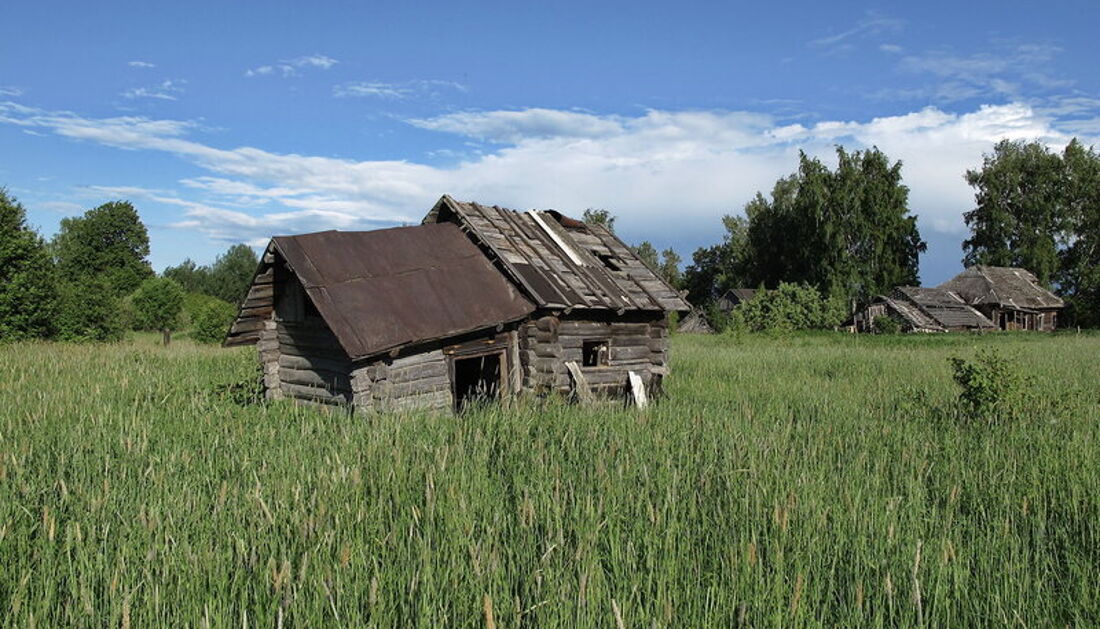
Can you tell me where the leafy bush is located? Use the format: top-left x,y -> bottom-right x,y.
873,315 -> 901,334
191,299 -> 237,344
55,279 -> 126,342
733,283 -> 846,333
950,349 -> 1033,422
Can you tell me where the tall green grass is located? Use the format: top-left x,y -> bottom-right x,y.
1,332 -> 1098,626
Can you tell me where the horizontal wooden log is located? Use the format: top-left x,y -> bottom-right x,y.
389,361 -> 448,384
610,346 -> 652,362
390,376 -> 450,399
557,321 -> 612,336
279,367 -> 351,392
231,320 -> 266,334
279,353 -> 350,374
533,343 -> 562,359
391,350 -> 446,369
280,382 -> 350,405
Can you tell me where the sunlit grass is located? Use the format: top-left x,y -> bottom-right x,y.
1,331 -> 1098,626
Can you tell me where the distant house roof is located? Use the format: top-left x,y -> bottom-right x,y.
939,266 -> 1064,311
894,286 -> 996,330
423,196 -> 689,313
226,223 -> 535,359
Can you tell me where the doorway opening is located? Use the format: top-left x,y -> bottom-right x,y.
452,352 -> 503,411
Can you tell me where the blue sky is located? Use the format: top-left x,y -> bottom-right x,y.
2,0 -> 1098,284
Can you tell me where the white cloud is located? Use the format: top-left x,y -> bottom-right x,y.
246,54 -> 338,78
334,79 -> 466,100
809,12 -> 904,52
2,101 -> 1095,252
121,79 -> 185,101
0,86 -> 24,97
128,60 -> 156,68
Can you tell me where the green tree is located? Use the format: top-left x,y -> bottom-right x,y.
0,189 -> 59,339
164,258 -> 212,294
190,298 -> 237,344
52,201 -> 153,295
55,278 -> 126,342
733,282 -> 846,333
963,140 -> 1068,285
630,241 -> 659,270
1055,140 -> 1100,327
658,248 -> 682,289
743,148 -> 924,302
582,208 -> 616,233
132,277 -> 185,345
206,244 -> 259,305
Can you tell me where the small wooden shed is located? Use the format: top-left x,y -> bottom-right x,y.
225,195 -> 689,412
939,266 -> 1064,331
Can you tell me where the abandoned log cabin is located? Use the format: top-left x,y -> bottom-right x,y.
224,195 -> 690,412
853,286 -> 996,333
939,266 -> 1064,331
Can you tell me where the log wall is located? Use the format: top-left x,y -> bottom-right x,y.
351,349 -> 453,413
275,315 -> 352,406
519,312 -> 669,395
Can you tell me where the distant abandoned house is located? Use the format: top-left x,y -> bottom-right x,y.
676,310 -> 714,334
939,266 -> 1063,331
853,286 -> 996,333
225,195 -> 689,412
716,288 -> 758,313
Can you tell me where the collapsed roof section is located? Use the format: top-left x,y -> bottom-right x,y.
423,195 -> 690,313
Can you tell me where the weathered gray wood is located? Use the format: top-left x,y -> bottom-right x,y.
628,371 -> 648,409
280,382 -> 350,404
565,361 -> 594,405
390,349 -> 445,369
279,353 -> 350,373
610,346 -> 652,362
280,367 -> 351,392
390,376 -> 450,399
389,361 -> 448,384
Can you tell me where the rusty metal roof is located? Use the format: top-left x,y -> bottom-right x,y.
226,222 -> 535,360
423,195 -> 690,313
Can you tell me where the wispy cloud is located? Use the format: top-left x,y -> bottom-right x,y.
809,12 -> 904,53
121,79 -> 186,101
245,54 -> 338,78
0,86 -> 24,97
128,60 -> 156,68
333,79 -> 467,100
881,41 -> 1071,104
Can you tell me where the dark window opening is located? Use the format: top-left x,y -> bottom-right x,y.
582,340 -> 609,367
593,251 -> 622,271
453,352 -> 502,411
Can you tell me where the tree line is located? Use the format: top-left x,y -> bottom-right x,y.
0,192 -> 256,344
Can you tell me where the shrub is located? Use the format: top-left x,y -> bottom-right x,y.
55,279 -> 126,342
0,189 -> 59,340
735,283 -> 846,333
191,299 -> 237,344
950,349 -> 1032,422
873,315 -> 901,334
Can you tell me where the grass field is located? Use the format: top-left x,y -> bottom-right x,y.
1,331 -> 1098,627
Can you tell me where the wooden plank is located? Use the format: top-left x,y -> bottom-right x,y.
565,361 -> 594,405
628,371 -> 648,409
610,346 -> 652,362
280,382 -> 350,404
280,367 -> 351,392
